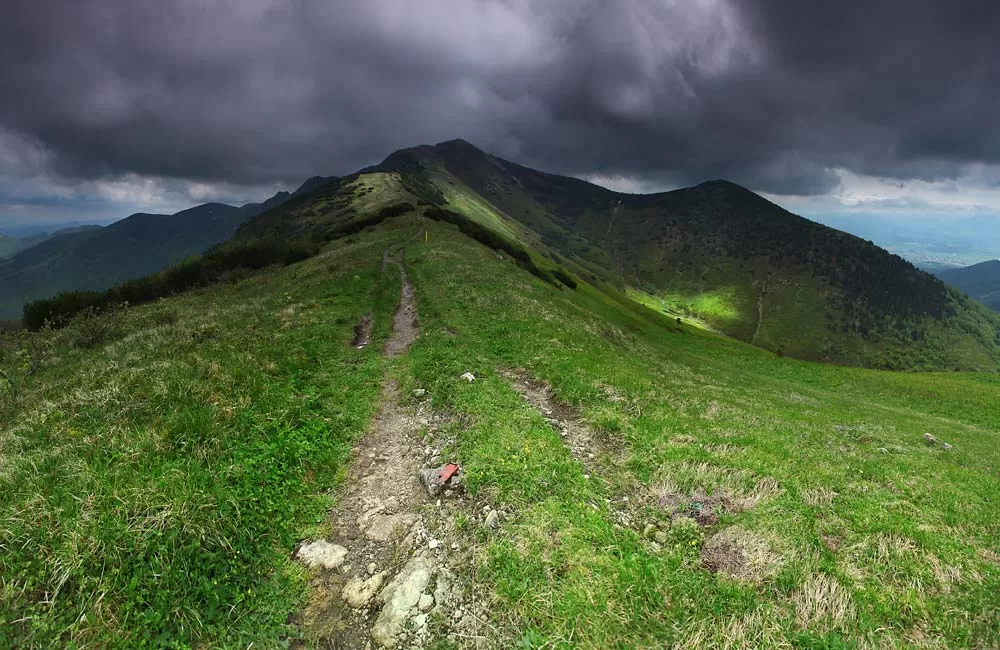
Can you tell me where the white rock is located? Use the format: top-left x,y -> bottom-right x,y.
367,562 -> 377,575
413,388 -> 427,397
428,539 -> 442,550
296,541 -> 348,570
366,513 -> 418,541
342,572 -> 386,608
433,572 -> 452,607
418,593 -> 434,611
413,613 -> 428,629
460,372 -> 476,383
371,554 -> 435,647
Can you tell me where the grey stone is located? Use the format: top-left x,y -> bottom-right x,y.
296,541 -> 348,570
420,468 -> 446,497
418,593 -> 434,611
372,554 -> 434,647
485,510 -> 500,530
366,514 -> 417,541
342,572 -> 386,608
924,433 -> 938,445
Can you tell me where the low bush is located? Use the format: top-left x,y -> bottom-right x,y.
23,238 -> 320,331
65,305 -> 128,349
552,267 -> 578,289
324,202 -> 415,241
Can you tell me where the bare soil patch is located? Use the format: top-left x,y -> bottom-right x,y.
700,526 -> 781,584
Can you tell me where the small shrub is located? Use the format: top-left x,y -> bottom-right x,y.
552,267 -> 578,289
190,322 -> 220,344
324,202 -> 414,241
66,305 -> 128,349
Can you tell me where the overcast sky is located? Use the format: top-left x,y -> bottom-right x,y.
1,0 -> 999,230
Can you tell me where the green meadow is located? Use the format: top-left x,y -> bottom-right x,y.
1,213 -> 997,648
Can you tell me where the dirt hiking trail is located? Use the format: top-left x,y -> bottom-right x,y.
295,252 -> 492,649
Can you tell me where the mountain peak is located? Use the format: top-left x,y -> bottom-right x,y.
432,138 -> 484,154
693,178 -> 753,193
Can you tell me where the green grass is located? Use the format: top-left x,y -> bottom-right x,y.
1,213 -> 998,647
0,226 -> 405,647
398,217 -> 1000,648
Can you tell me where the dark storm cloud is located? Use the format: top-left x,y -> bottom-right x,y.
1,0 -> 998,199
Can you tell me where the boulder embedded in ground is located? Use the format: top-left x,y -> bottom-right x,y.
485,510 -> 500,530
296,540 -> 348,570
460,372 -> 476,382
371,553 -> 434,647
923,433 -> 938,445
365,513 -> 418,541
342,572 -> 386,608
419,463 -> 463,496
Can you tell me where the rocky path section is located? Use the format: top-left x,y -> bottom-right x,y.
296,253 -> 490,649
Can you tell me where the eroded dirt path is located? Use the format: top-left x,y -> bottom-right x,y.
502,369 -> 605,481
502,369 -> 782,580
751,278 -> 768,346
383,253 -> 419,357
297,253 -> 490,649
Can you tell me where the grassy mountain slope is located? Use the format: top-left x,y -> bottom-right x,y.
379,140 -> 1000,370
0,194 -> 297,320
1,206 -> 997,647
939,260 -> 1000,311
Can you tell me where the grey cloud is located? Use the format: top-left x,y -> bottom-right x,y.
1,0 -> 999,205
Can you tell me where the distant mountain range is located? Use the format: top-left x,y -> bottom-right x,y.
0,225 -> 105,261
938,260 -> 1000,311
0,178 -> 334,320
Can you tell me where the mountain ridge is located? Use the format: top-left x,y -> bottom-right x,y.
11,138 -> 1000,370
364,139 -> 997,369
939,259 -> 1000,311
